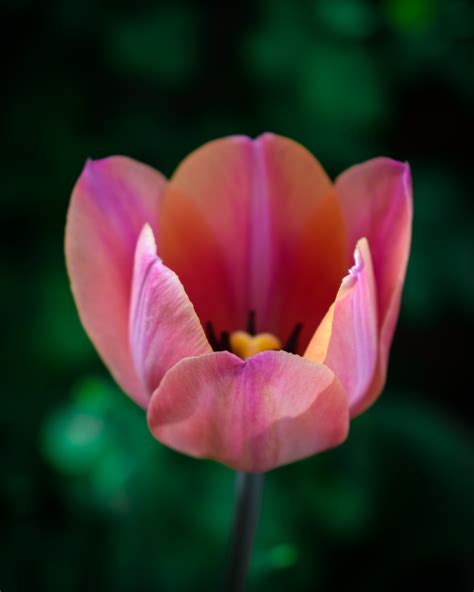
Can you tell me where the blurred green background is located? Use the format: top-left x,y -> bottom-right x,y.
2,0 -> 474,590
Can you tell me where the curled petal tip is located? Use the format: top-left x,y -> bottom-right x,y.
305,238 -> 378,413
349,245 -> 365,274
137,223 -> 157,252
340,238 -> 369,292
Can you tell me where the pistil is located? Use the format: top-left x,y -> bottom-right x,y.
229,330 -> 282,360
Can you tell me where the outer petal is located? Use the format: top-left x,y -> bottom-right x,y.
335,159 -> 412,414
147,350 -> 349,472
65,156 -> 166,407
130,225 -> 212,398
158,133 -> 347,351
304,239 -> 378,417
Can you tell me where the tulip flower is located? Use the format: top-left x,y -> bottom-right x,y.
66,133 -> 412,474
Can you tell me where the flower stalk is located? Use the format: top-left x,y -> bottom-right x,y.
227,471 -> 265,592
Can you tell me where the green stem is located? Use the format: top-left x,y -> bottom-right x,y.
227,471 -> 265,592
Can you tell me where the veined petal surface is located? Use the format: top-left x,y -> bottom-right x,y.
147,350 -> 349,472
130,225 -> 211,398
335,158 -> 412,414
305,239 -> 378,416
66,156 -> 166,407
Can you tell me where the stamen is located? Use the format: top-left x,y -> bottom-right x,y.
207,315 -> 303,357
246,310 -> 256,335
284,323 -> 303,354
206,321 -> 219,350
220,330 -> 231,352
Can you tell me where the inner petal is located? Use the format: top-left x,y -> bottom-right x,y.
158,133 -> 347,353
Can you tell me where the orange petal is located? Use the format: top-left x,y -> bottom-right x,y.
158,133 -> 347,350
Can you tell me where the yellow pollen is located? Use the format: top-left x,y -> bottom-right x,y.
229,330 -> 282,360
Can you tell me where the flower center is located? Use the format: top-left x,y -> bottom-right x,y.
229,331 -> 282,360
205,311 -> 304,357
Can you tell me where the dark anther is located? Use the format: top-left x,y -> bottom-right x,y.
284,323 -> 303,354
206,323 -> 233,351
220,330 -> 231,352
247,310 -> 256,335
206,321 -> 219,350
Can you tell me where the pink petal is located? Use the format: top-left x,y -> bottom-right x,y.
305,239 -> 378,416
158,133 -> 347,350
147,350 -> 349,472
130,225 -> 211,398
65,157 -> 166,408
335,158 -> 412,414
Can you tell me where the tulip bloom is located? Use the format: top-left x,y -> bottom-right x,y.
66,133 -> 412,472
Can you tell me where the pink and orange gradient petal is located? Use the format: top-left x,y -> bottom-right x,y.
158,133 -> 347,349
305,239 -> 378,416
158,136 -> 249,336
335,158 -> 412,415
65,156 -> 166,408
255,134 -> 348,350
147,350 -> 349,473
130,225 -> 211,399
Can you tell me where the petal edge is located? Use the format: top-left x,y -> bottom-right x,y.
65,156 -> 166,407
130,225 -> 212,399
147,350 -> 349,472
305,239 -> 378,415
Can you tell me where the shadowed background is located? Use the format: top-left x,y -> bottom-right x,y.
2,0 -> 473,590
